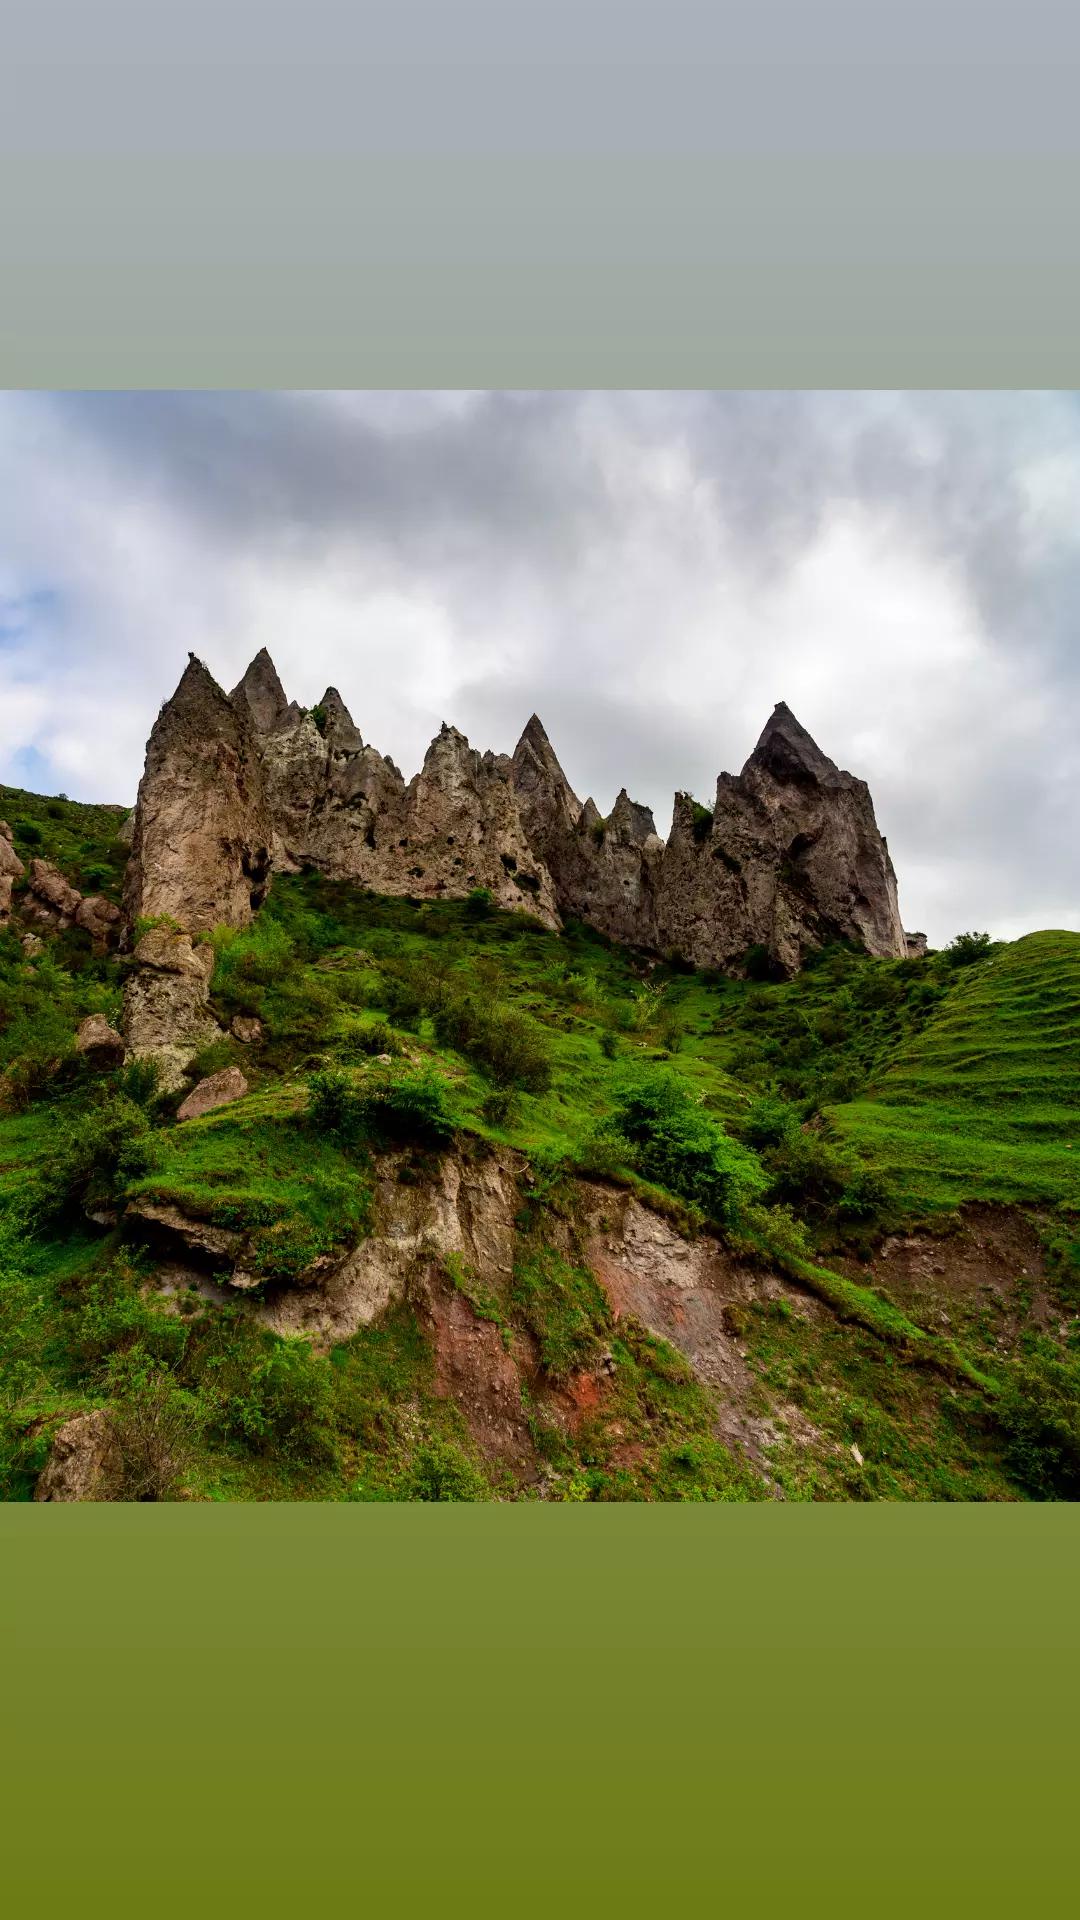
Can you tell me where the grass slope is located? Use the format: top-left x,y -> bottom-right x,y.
832,932 -> 1080,1218
2,799 -> 1079,1503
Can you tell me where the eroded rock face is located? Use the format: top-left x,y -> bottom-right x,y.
510,700 -> 905,970
75,894 -> 123,948
124,653 -> 273,934
259,1143 -> 522,1342
122,926 -> 220,1092
251,691 -> 560,923
34,1409 -> 121,1503
176,1065 -> 249,1122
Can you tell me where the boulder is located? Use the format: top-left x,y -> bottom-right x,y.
176,1065 -> 249,1122
19,856 -> 82,929
34,1409 -> 120,1502
74,1012 -> 126,1069
230,1014 -> 263,1044
75,894 -> 123,949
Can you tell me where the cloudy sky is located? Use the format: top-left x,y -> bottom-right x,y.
1,389 -> 1077,947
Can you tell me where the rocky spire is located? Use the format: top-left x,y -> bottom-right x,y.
318,687 -> 364,752
124,653 -> 273,933
744,701 -> 837,786
608,788 -> 658,846
652,701 -> 907,972
511,713 -> 583,845
230,647 -> 290,734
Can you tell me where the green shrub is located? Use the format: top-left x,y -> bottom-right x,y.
740,1093 -> 802,1149
14,820 -> 43,847
215,1334 -> 338,1465
210,919 -> 297,1004
481,1086 -> 517,1128
404,1437 -> 490,1501
760,1123 -> 851,1213
337,1015 -> 398,1060
465,887 -> 494,917
607,1069 -> 767,1228
994,1344 -> 1080,1497
689,801 -> 713,845
307,1062 -> 457,1149
431,993 -> 552,1093
34,1094 -> 157,1221
600,1028 -> 619,1060
944,931 -> 997,969
103,1365 -> 204,1500
113,1056 -> 162,1109
307,1067 -> 360,1140
67,1256 -> 189,1383
366,1063 -> 457,1146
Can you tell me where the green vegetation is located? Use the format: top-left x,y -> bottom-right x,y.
1,781 -> 129,899
831,932 -> 1080,1219
3,789 -> 1080,1501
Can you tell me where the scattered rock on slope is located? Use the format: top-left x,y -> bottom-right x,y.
176,1065 -> 249,1122
34,1410 -> 121,1503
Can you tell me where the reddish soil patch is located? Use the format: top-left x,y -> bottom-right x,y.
423,1282 -> 538,1480
580,1183 -> 824,1470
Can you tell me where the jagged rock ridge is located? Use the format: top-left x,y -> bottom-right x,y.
121,654 -> 908,1078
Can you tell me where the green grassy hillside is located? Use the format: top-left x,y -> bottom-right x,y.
2,794 -> 1079,1503
832,932 -> 1080,1217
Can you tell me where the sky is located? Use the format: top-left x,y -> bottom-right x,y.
1,388 -> 1077,949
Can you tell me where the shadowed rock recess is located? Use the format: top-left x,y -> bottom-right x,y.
119,651 -> 908,1070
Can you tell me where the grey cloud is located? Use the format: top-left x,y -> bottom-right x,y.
1,388 -> 1077,949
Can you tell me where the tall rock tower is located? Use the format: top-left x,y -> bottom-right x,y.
124,654 -> 273,934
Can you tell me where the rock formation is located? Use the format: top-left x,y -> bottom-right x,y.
121,652 -> 908,994
652,703 -> 907,972
124,653 -> 273,934
510,699 -> 905,970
